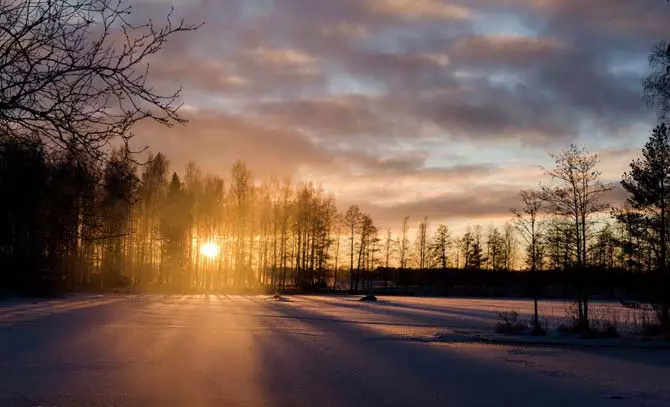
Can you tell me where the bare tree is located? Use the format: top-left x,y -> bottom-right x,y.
513,190 -> 544,274
413,217 -> 429,269
355,214 -> 375,291
398,216 -> 410,269
502,223 -> 516,271
512,189 -> 545,332
0,0 -> 200,159
540,145 -> 613,330
383,228 -> 393,268
344,205 -> 361,291
331,212 -> 343,290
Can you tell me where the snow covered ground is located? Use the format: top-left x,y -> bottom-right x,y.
1,295 -> 668,406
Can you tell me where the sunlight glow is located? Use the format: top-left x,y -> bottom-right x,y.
200,242 -> 220,259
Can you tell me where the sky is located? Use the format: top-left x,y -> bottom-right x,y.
131,0 -> 670,233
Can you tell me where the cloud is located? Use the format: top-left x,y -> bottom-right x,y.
131,109 -> 333,178
248,96 -> 388,138
150,57 -> 250,93
320,22 -> 371,38
354,186 -> 522,226
451,34 -> 566,69
366,0 -> 473,21
245,47 -> 318,68
125,0 -> 668,229
131,108 -> 424,179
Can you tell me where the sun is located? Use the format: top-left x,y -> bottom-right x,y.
200,242 -> 220,259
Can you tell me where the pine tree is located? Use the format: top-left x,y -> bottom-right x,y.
430,224 -> 451,270
622,123 -> 670,335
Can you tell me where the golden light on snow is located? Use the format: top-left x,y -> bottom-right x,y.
200,242 -> 220,259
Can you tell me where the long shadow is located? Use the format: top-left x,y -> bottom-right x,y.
277,297 -> 670,366
298,296 -> 495,330
376,298 -> 515,319
300,297 -> 670,370
251,299 -> 632,407
373,298 -> 536,318
300,297 -> 629,335
0,296 -> 133,329
247,297 -> 449,328
0,296 -> 157,405
372,297 -> 574,323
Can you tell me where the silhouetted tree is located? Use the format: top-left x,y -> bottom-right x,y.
101,149 -> 137,287
463,226 -> 485,270
502,223 -> 516,271
137,153 -> 169,286
0,0 -> 199,160
344,205 -> 361,291
645,41 -> 670,121
0,139 -> 49,293
486,227 -> 506,271
541,145 -> 613,331
613,206 -> 649,272
430,224 -> 451,270
622,123 -> 670,334
513,190 -> 544,272
413,217 -> 429,269
356,214 -> 376,291
398,216 -> 410,269
331,212 -> 343,290
513,189 -> 544,330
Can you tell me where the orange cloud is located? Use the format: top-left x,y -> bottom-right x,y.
367,0 -> 473,21
150,58 -> 250,92
320,22 -> 370,38
452,34 -> 566,68
246,47 -> 318,68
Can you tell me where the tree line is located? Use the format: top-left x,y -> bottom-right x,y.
0,133 -> 666,292
0,143 -> 513,294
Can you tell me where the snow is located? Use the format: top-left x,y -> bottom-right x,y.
1,295 -> 668,406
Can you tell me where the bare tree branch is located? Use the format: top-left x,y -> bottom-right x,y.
0,0 -> 201,161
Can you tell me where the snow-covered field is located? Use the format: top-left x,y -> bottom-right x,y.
1,295 -> 668,406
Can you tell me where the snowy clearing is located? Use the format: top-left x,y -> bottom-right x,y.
1,295 -> 668,406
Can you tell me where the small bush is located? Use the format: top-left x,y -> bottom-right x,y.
640,322 -> 664,337
557,304 -> 595,334
495,311 -> 528,334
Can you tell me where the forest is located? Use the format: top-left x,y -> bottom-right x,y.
0,130 -> 669,299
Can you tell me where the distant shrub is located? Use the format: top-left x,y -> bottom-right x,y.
495,311 -> 527,334
557,304 -> 593,334
639,322 -> 664,337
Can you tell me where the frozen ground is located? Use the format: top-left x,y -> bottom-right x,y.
1,295 -> 668,406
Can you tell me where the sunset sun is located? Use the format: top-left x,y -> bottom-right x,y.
200,242 -> 220,259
